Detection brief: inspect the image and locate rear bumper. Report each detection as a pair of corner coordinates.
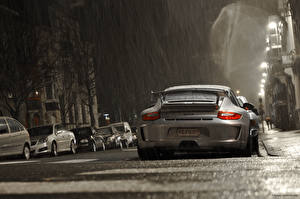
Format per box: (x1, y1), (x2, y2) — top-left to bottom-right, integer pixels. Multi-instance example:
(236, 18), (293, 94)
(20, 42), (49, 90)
(138, 118), (249, 152)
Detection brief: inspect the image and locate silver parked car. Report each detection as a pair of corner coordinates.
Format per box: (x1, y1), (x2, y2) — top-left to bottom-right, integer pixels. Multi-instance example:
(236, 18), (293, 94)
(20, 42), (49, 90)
(28, 124), (76, 156)
(0, 117), (31, 160)
(137, 85), (257, 160)
(98, 125), (122, 149)
(110, 122), (133, 148)
(237, 96), (260, 150)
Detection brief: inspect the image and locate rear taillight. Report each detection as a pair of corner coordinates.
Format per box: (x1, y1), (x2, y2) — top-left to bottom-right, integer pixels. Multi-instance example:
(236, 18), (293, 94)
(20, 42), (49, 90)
(217, 111), (242, 120)
(142, 112), (160, 121)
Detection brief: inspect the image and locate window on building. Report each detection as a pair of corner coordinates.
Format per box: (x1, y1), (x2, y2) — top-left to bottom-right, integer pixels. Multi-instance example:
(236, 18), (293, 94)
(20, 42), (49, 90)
(45, 84), (54, 100)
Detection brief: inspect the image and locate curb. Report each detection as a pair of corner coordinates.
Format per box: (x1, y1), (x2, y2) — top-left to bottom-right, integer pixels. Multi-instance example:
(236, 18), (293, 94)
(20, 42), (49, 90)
(257, 138), (268, 157)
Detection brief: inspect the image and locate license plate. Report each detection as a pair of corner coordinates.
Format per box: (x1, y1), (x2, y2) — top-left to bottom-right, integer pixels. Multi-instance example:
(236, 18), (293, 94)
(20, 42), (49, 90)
(177, 128), (201, 137)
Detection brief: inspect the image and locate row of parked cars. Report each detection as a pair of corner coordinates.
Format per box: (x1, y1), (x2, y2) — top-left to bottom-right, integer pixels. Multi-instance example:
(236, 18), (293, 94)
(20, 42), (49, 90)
(0, 117), (137, 160)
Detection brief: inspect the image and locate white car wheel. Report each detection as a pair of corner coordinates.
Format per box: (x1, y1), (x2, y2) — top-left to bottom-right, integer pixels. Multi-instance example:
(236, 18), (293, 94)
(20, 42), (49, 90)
(23, 145), (30, 160)
(91, 142), (97, 152)
(70, 140), (76, 154)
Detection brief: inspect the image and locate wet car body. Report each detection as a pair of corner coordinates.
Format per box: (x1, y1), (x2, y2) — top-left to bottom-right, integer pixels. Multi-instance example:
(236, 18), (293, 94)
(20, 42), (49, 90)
(71, 127), (105, 152)
(237, 96), (260, 150)
(98, 126), (122, 149)
(137, 85), (253, 160)
(110, 122), (133, 148)
(28, 124), (76, 156)
(0, 117), (31, 160)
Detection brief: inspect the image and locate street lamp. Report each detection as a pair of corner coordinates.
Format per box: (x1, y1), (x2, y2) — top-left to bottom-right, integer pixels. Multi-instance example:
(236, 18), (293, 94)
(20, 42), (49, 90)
(260, 62), (268, 69)
(261, 79), (266, 84)
(260, 84), (264, 88)
(266, 46), (270, 51)
(236, 90), (240, 95)
(268, 21), (277, 29)
(262, 72), (267, 77)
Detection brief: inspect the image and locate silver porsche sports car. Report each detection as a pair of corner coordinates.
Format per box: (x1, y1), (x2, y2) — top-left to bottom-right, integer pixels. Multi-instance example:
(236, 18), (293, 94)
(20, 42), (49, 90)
(137, 85), (257, 160)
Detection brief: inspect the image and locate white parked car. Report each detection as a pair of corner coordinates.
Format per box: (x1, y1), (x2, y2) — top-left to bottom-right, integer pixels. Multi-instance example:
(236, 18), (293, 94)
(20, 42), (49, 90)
(0, 117), (31, 160)
(110, 122), (133, 148)
(28, 124), (76, 157)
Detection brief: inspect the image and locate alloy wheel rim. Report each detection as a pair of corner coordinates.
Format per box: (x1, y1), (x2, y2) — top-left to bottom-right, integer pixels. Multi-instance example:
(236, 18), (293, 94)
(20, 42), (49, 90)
(24, 147), (30, 160)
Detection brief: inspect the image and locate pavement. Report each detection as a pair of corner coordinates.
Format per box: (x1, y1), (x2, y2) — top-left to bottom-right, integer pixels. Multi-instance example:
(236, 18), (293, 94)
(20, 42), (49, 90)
(260, 124), (300, 157)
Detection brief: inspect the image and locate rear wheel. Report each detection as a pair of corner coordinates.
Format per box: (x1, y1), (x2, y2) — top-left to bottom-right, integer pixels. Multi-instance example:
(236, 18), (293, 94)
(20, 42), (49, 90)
(70, 140), (76, 154)
(23, 144), (30, 160)
(138, 146), (159, 160)
(90, 141), (97, 152)
(253, 135), (258, 153)
(51, 142), (58, 157)
(160, 151), (174, 160)
(101, 142), (106, 151)
(243, 135), (252, 157)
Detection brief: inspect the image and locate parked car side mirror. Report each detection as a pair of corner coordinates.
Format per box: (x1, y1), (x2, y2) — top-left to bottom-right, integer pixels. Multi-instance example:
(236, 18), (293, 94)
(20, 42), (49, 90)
(243, 102), (255, 111)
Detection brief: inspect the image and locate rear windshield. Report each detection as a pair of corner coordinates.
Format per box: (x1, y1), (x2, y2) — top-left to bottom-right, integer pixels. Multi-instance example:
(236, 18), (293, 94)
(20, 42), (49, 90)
(99, 127), (113, 135)
(164, 91), (221, 103)
(28, 126), (52, 136)
(113, 125), (125, 132)
(71, 128), (92, 136)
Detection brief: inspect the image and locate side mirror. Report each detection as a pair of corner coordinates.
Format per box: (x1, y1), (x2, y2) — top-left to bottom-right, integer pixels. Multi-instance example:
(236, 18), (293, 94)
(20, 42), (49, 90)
(243, 103), (254, 111)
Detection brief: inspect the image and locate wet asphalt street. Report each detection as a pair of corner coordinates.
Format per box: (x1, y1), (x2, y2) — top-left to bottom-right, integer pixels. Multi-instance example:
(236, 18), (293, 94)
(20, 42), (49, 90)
(1, 129), (300, 199)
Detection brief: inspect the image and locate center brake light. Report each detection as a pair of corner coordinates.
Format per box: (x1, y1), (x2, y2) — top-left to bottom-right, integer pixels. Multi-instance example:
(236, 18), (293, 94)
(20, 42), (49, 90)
(142, 112), (160, 121)
(217, 111), (242, 120)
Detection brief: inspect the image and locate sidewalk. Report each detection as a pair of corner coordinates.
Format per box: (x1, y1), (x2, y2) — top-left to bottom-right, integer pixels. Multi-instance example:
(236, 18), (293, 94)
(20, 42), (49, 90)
(260, 123), (300, 157)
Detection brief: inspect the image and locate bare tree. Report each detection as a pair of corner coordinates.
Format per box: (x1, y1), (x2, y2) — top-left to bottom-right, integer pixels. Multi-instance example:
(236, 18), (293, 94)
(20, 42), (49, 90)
(0, 13), (53, 120)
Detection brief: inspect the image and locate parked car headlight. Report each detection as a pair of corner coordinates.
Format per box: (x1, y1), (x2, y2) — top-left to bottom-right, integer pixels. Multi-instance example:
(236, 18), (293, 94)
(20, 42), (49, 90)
(108, 136), (115, 142)
(39, 137), (48, 143)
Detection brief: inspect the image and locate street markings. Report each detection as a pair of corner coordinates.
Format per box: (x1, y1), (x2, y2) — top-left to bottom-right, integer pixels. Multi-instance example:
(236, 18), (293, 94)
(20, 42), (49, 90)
(0, 160), (38, 165)
(50, 159), (98, 164)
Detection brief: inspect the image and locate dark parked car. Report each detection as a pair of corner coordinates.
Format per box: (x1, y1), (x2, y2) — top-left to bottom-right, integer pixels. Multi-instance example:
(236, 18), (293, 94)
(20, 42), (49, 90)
(71, 127), (105, 152)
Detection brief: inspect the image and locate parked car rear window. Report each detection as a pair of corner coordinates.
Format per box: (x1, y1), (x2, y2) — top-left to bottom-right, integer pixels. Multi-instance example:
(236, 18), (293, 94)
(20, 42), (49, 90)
(72, 128), (92, 136)
(99, 127), (113, 135)
(28, 126), (53, 136)
(7, 118), (21, 133)
(113, 125), (125, 132)
(0, 119), (9, 134)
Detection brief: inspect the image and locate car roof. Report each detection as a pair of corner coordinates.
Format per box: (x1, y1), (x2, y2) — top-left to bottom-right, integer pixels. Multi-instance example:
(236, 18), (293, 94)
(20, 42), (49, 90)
(164, 85), (231, 92)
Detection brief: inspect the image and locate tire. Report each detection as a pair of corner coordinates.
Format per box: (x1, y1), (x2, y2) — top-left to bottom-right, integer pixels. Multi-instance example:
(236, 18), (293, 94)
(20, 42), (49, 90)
(243, 135), (252, 157)
(160, 151), (174, 160)
(122, 140), (129, 149)
(138, 146), (159, 160)
(90, 141), (97, 152)
(70, 140), (76, 154)
(23, 144), (30, 160)
(253, 135), (258, 153)
(51, 142), (58, 157)
(101, 142), (106, 151)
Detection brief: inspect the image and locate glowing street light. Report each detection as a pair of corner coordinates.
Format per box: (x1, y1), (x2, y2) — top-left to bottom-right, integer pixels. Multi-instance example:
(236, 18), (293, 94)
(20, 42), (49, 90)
(261, 79), (266, 84)
(266, 46), (270, 51)
(236, 90), (240, 95)
(260, 62), (268, 69)
(260, 84), (264, 88)
(262, 72), (267, 77)
(268, 21), (277, 29)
